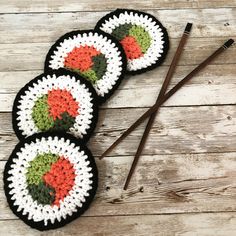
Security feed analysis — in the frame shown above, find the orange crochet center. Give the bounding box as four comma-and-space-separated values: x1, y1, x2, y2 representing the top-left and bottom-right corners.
43, 157, 76, 206
47, 89, 79, 120
64, 45, 101, 71
120, 36, 143, 60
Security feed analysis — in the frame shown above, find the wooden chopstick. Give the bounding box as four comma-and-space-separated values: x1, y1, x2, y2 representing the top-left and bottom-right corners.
99, 38, 234, 160
123, 23, 193, 190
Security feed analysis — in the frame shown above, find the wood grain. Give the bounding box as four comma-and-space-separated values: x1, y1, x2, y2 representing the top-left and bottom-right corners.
1, 0, 236, 13
1, 38, 235, 72
0, 105, 235, 158
0, 212, 235, 235
1, 75, 236, 111
1, 151, 236, 219
1, 64, 236, 93
0, 0, 236, 234
0, 8, 236, 43
0, 40, 235, 111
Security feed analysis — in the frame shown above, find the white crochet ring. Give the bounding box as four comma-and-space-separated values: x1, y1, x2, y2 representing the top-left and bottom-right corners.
12, 69, 98, 142
45, 30, 127, 102
3, 133, 98, 231
95, 9, 169, 74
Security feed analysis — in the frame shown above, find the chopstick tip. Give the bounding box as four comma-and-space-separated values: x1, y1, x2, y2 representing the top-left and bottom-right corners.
123, 183, 128, 190
99, 150, 108, 160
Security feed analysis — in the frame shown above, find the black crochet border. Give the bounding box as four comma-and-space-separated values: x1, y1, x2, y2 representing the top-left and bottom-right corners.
12, 68, 99, 143
95, 8, 169, 75
3, 132, 98, 231
44, 29, 127, 103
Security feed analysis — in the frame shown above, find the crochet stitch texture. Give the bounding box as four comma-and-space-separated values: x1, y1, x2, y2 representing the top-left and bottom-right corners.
4, 133, 98, 231
45, 30, 127, 102
113, 24, 152, 59
5, 9, 171, 232
12, 69, 98, 142
95, 9, 169, 74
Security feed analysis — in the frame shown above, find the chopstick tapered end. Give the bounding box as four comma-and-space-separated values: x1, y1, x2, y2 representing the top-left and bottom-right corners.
223, 39, 235, 48
99, 150, 109, 160
185, 23, 193, 33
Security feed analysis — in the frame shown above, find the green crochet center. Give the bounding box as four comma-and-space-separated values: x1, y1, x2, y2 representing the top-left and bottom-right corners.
111, 23, 152, 53
53, 112, 76, 131
32, 95, 76, 132
129, 25, 152, 53
75, 69, 98, 84
27, 182, 55, 205
92, 54, 108, 80
73, 53, 107, 84
26, 153, 59, 205
26, 153, 59, 185
111, 23, 132, 41
32, 95, 54, 131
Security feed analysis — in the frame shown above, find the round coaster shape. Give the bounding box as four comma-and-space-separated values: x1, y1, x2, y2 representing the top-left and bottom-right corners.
45, 30, 127, 102
3, 132, 98, 231
95, 9, 169, 74
13, 69, 98, 142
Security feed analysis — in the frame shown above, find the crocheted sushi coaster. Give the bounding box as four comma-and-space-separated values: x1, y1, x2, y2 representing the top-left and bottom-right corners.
12, 69, 98, 142
3, 132, 98, 231
95, 9, 169, 75
45, 30, 127, 102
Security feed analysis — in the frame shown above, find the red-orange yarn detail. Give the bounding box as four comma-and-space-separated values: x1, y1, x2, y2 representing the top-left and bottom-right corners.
120, 36, 143, 60
43, 157, 76, 206
47, 89, 79, 120
64, 45, 101, 71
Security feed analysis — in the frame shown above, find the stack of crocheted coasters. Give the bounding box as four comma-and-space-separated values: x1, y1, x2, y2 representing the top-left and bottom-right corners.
3, 8, 169, 231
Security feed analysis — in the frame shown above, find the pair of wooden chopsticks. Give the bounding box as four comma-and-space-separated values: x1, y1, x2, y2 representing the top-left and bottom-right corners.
99, 23, 234, 190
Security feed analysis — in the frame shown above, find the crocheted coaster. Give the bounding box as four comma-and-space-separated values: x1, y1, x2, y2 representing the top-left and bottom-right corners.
45, 30, 127, 102
12, 69, 98, 142
95, 9, 169, 75
3, 132, 98, 231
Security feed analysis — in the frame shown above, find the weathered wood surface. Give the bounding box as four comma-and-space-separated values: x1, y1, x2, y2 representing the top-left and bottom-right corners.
1, 8, 236, 43
0, 105, 236, 158
0, 0, 236, 235
1, 38, 235, 72
1, 64, 236, 93
1, 0, 236, 13
0, 213, 235, 236
1, 64, 236, 111
1, 152, 236, 219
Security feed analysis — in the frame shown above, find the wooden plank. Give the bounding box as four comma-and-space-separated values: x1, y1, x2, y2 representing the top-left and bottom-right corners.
0, 212, 235, 235
1, 0, 236, 13
1, 151, 236, 219
1, 38, 235, 72
0, 39, 235, 111
1, 64, 236, 111
0, 8, 236, 43
89, 105, 236, 156
0, 64, 236, 93
0, 1, 235, 235
0, 105, 235, 158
